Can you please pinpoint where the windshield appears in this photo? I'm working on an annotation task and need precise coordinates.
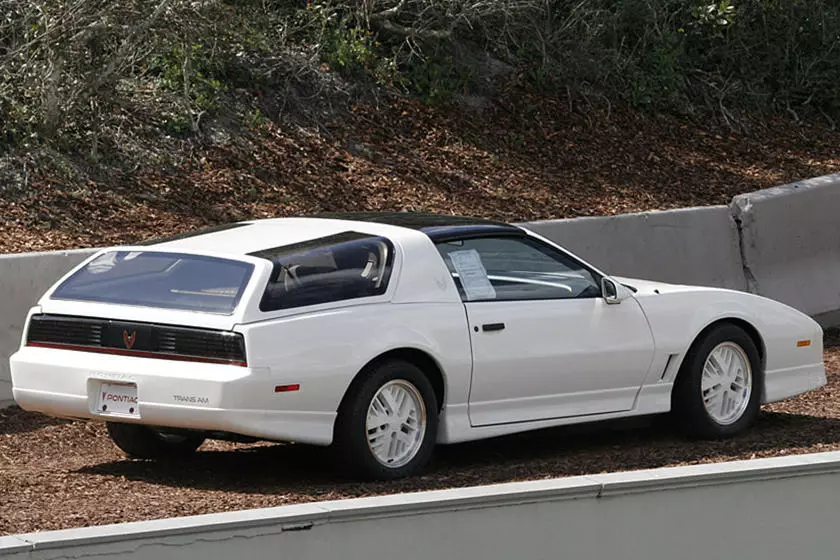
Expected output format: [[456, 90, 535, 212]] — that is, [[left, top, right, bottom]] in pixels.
[[50, 251, 255, 314]]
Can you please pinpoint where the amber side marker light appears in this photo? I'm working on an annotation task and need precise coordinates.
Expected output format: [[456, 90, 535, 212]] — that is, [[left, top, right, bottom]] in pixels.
[[797, 340, 812, 347], [275, 384, 300, 393]]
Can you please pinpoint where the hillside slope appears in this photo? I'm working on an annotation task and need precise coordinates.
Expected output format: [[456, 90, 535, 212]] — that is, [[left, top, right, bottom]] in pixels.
[[4, 91, 840, 253], [3, 0, 840, 253]]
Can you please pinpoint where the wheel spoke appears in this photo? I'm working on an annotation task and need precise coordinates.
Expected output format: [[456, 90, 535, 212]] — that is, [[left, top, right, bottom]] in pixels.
[[703, 363, 716, 382], [368, 431, 388, 451], [395, 387, 410, 416], [707, 353, 725, 377], [720, 352, 732, 374], [395, 429, 415, 448], [400, 418, 417, 433], [703, 383, 724, 402], [373, 393, 391, 418], [704, 390, 723, 411], [718, 391, 732, 417], [383, 389, 400, 415], [702, 370, 722, 390], [367, 410, 389, 430], [385, 436, 397, 462], [728, 391, 737, 415]]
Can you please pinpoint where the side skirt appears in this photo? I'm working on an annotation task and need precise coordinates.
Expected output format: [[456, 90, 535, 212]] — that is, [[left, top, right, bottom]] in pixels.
[[436, 383, 673, 445]]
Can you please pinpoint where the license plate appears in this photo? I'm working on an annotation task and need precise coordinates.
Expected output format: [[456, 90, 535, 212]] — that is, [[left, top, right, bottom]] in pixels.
[[97, 383, 139, 416]]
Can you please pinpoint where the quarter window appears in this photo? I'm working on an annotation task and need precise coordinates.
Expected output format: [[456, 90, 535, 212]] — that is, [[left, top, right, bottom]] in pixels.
[[251, 232, 394, 312], [435, 236, 601, 301]]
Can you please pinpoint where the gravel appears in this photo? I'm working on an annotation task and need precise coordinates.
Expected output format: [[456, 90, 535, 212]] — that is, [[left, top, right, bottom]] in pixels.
[[2, 334, 839, 536]]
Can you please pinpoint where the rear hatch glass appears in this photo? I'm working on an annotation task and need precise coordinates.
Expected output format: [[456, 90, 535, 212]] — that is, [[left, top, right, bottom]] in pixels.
[[50, 251, 255, 314]]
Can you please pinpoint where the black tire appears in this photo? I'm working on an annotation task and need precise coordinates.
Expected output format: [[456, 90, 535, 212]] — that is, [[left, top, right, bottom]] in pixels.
[[106, 422, 205, 459], [334, 359, 439, 480], [672, 323, 763, 439]]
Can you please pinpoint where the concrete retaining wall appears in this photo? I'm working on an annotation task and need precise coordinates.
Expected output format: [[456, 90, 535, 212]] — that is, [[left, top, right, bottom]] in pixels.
[[520, 205, 747, 290], [0, 249, 96, 406], [732, 173, 840, 325], [1, 173, 840, 409], [3, 452, 840, 559]]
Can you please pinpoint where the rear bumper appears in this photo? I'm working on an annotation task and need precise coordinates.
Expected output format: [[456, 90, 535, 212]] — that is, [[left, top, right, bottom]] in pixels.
[[9, 346, 335, 445]]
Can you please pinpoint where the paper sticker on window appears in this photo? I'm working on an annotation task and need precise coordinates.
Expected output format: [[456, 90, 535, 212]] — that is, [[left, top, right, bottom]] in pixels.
[[449, 249, 496, 301]]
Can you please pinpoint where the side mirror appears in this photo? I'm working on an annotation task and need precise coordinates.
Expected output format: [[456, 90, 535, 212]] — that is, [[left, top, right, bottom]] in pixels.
[[602, 277, 631, 305]]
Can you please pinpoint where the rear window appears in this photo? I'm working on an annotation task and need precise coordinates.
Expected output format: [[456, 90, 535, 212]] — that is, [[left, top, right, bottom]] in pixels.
[[250, 232, 394, 312], [50, 251, 255, 314]]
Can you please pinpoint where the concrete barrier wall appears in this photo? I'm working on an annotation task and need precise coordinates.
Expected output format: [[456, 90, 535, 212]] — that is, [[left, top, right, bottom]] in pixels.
[[520, 205, 747, 290], [732, 173, 840, 326], [3, 452, 840, 559], [0, 249, 96, 406], [1, 173, 840, 408]]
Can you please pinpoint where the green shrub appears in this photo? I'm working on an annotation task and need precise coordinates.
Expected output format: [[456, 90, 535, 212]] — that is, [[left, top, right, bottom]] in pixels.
[[307, 0, 840, 115], [2, 0, 840, 165]]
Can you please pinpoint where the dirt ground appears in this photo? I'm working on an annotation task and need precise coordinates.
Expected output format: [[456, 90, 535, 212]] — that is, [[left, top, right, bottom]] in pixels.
[[1, 332, 838, 536], [4, 94, 840, 254]]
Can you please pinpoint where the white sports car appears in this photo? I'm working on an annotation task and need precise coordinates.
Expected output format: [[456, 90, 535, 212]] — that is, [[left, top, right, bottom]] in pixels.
[[10, 213, 826, 479]]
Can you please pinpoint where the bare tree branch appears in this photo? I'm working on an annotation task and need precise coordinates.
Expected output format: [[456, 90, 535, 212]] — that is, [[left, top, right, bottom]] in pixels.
[[376, 18, 452, 40], [370, 0, 405, 21], [90, 0, 176, 91]]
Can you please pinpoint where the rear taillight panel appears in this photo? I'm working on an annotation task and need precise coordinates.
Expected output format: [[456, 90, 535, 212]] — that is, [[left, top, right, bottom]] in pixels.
[[26, 314, 247, 366]]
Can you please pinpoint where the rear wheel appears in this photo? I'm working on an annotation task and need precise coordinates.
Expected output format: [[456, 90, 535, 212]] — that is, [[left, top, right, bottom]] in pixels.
[[335, 360, 438, 480], [672, 324, 762, 438], [106, 422, 205, 459]]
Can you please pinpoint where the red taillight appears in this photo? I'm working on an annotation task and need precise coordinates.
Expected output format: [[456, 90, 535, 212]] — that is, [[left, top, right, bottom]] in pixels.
[[275, 384, 300, 392], [27, 341, 248, 367], [26, 314, 248, 367]]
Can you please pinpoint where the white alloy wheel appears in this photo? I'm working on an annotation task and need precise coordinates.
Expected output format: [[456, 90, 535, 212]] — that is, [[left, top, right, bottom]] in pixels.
[[701, 341, 753, 425], [366, 379, 427, 468]]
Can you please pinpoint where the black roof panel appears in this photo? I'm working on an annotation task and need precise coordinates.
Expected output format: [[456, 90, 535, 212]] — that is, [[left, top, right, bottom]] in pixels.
[[309, 212, 523, 241]]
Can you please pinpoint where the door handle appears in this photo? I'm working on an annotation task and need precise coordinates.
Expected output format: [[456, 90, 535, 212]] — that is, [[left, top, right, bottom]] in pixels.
[[482, 322, 506, 332]]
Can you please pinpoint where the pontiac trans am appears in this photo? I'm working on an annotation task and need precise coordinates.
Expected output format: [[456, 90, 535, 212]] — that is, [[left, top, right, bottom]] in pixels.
[[9, 213, 826, 479]]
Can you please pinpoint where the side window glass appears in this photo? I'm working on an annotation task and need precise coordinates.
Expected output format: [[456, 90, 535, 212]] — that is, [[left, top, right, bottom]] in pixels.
[[250, 232, 394, 312], [435, 236, 600, 302]]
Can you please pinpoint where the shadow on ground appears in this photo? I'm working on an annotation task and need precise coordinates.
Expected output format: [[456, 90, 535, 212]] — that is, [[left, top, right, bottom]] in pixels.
[[75, 410, 840, 495], [0, 406, 71, 436]]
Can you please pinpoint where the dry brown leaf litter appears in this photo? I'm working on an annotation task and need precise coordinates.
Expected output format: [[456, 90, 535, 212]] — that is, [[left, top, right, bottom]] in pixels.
[[3, 95, 840, 254], [1, 335, 839, 536]]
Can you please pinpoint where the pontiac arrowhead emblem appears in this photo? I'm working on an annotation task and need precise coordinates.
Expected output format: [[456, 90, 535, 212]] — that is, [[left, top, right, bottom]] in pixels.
[[123, 330, 137, 349]]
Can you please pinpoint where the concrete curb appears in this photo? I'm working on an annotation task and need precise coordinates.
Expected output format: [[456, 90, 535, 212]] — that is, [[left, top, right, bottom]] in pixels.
[[4, 451, 840, 558]]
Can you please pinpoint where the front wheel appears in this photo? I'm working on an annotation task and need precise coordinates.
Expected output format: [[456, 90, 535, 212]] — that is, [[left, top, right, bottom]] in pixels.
[[672, 324, 763, 438], [334, 360, 438, 480], [106, 422, 205, 459]]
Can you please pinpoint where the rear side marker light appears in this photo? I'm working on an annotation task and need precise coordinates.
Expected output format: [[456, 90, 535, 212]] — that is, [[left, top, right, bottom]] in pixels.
[[275, 384, 300, 393], [797, 340, 811, 347]]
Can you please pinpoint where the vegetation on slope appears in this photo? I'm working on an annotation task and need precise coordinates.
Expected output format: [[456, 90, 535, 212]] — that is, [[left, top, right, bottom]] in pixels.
[[1, 0, 840, 251]]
